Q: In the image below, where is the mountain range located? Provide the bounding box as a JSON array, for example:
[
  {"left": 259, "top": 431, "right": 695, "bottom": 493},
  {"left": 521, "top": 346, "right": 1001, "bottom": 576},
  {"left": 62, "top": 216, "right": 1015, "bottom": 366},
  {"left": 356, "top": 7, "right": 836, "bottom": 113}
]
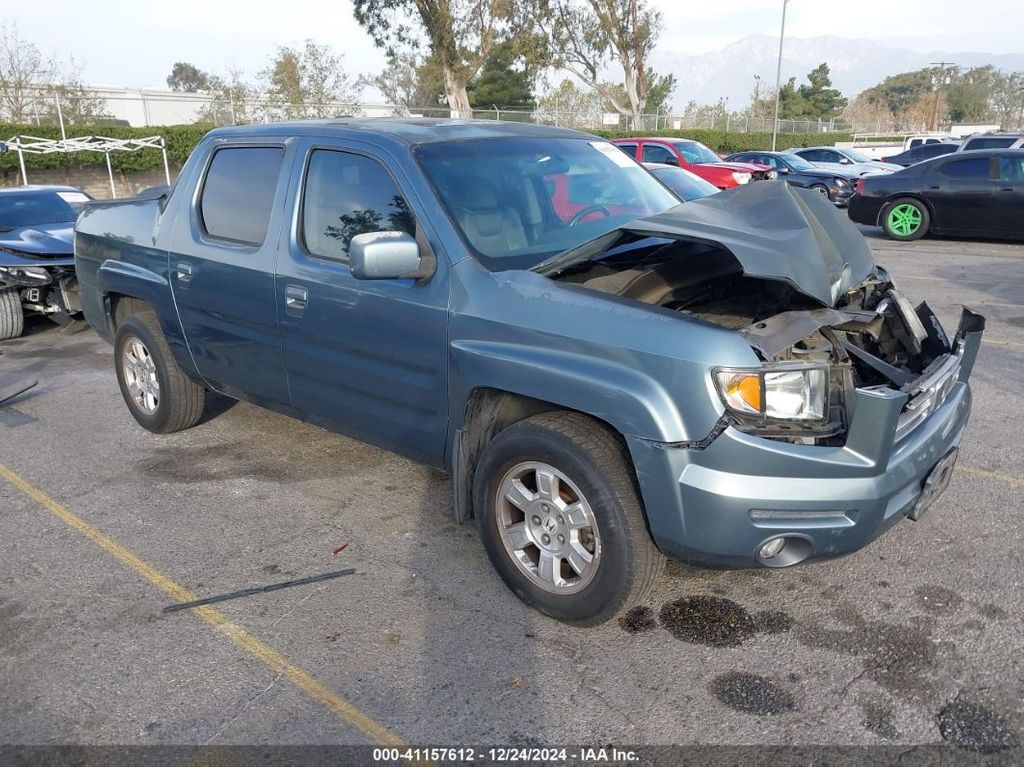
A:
[{"left": 652, "top": 34, "right": 1024, "bottom": 109}]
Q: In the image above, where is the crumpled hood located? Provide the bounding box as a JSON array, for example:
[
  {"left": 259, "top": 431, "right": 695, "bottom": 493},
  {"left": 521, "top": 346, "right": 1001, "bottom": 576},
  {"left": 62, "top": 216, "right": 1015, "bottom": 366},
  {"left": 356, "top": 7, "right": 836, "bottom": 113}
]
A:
[
  {"left": 697, "top": 161, "right": 764, "bottom": 173},
  {"left": 538, "top": 180, "right": 876, "bottom": 307},
  {"left": 0, "top": 222, "right": 75, "bottom": 257}
]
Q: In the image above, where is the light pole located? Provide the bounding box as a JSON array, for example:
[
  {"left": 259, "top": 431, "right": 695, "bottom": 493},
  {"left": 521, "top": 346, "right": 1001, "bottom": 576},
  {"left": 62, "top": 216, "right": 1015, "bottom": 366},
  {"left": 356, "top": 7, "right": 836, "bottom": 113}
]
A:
[
  {"left": 929, "top": 61, "right": 956, "bottom": 131},
  {"left": 771, "top": 0, "right": 791, "bottom": 151}
]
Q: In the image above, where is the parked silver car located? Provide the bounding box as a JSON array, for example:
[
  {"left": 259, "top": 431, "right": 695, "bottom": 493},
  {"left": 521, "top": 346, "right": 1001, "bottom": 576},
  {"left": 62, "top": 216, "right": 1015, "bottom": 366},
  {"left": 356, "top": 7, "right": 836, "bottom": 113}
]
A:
[{"left": 793, "top": 146, "right": 897, "bottom": 175}]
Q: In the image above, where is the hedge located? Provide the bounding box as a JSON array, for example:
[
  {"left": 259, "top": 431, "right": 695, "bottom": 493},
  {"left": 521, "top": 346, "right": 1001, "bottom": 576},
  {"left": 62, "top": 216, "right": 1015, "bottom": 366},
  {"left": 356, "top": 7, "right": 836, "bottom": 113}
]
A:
[
  {"left": 1, "top": 122, "right": 856, "bottom": 173},
  {"left": 0, "top": 123, "right": 211, "bottom": 173}
]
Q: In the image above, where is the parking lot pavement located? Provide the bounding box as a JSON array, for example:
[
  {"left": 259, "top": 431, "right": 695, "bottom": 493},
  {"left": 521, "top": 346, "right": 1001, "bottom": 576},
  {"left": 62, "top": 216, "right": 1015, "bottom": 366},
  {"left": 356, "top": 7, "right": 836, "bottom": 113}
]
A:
[{"left": 1, "top": 231, "right": 1022, "bottom": 752}]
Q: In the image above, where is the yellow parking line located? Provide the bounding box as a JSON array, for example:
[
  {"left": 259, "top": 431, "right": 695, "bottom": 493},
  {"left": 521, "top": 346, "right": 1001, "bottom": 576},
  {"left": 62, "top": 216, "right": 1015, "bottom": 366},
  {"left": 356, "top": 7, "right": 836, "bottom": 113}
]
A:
[
  {"left": 0, "top": 463, "right": 405, "bottom": 748},
  {"left": 959, "top": 464, "right": 1023, "bottom": 489}
]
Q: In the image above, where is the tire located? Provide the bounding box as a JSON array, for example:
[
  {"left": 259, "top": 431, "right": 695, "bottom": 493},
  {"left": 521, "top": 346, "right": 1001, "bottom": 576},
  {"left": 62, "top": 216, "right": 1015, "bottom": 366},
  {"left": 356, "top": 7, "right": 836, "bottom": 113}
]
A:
[
  {"left": 882, "top": 197, "right": 930, "bottom": 241},
  {"left": 473, "top": 412, "right": 665, "bottom": 626},
  {"left": 0, "top": 288, "right": 24, "bottom": 341},
  {"left": 809, "top": 183, "right": 831, "bottom": 200},
  {"left": 114, "top": 311, "right": 205, "bottom": 433}
]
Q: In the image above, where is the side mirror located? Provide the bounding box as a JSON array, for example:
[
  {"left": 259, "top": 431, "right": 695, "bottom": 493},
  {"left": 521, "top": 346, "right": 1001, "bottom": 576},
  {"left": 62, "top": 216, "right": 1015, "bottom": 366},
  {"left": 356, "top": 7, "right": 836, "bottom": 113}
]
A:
[
  {"left": 777, "top": 166, "right": 790, "bottom": 174},
  {"left": 839, "top": 157, "right": 852, "bottom": 164},
  {"left": 350, "top": 231, "right": 434, "bottom": 280}
]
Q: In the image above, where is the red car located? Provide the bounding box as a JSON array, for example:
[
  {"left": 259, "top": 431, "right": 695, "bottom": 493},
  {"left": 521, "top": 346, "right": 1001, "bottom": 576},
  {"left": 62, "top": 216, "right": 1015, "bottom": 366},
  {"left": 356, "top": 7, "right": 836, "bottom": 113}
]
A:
[{"left": 612, "top": 137, "right": 774, "bottom": 189}]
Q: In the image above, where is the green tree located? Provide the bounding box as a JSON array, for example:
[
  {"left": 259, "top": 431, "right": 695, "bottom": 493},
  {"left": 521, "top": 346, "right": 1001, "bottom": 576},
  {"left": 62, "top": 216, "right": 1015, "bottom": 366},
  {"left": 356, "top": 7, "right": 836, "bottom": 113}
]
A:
[
  {"left": 352, "top": 0, "right": 533, "bottom": 119},
  {"left": 468, "top": 44, "right": 534, "bottom": 110},
  {"left": 261, "top": 40, "right": 361, "bottom": 119},
  {"left": 645, "top": 70, "right": 676, "bottom": 115},
  {"left": 166, "top": 62, "right": 211, "bottom": 92},
  {"left": 797, "top": 63, "right": 846, "bottom": 119}
]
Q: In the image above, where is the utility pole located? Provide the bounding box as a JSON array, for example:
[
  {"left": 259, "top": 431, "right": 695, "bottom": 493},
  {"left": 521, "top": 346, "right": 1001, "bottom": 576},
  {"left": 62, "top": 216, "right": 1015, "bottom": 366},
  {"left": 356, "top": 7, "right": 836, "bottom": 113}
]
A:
[
  {"left": 771, "top": 0, "right": 791, "bottom": 151},
  {"left": 929, "top": 61, "right": 956, "bottom": 131}
]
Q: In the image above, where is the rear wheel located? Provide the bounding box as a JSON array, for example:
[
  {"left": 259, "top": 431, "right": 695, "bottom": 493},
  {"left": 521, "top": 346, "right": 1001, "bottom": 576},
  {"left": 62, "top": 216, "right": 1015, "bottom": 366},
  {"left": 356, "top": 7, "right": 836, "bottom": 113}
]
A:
[
  {"left": 114, "top": 311, "right": 205, "bottom": 433},
  {"left": 882, "top": 197, "right": 930, "bottom": 241},
  {"left": 0, "top": 289, "right": 24, "bottom": 341},
  {"left": 474, "top": 412, "right": 665, "bottom": 626}
]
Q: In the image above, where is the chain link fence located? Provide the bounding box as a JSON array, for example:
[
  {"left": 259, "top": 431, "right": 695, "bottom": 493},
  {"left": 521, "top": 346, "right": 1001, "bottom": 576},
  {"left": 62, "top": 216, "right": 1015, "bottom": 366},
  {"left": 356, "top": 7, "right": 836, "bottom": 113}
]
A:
[{"left": 1, "top": 87, "right": 908, "bottom": 136}]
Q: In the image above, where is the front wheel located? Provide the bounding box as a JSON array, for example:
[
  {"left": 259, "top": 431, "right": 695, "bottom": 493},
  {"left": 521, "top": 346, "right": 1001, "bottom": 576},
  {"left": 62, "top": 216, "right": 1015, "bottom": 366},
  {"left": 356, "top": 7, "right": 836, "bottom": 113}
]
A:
[
  {"left": 114, "top": 311, "right": 205, "bottom": 433},
  {"left": 809, "top": 183, "right": 831, "bottom": 200},
  {"left": 473, "top": 412, "right": 665, "bottom": 626},
  {"left": 882, "top": 197, "right": 930, "bottom": 241},
  {"left": 0, "top": 288, "right": 24, "bottom": 340}
]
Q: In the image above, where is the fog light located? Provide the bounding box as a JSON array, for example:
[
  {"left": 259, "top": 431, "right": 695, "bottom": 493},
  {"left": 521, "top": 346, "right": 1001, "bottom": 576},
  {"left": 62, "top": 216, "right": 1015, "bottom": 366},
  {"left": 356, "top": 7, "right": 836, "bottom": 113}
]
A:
[{"left": 759, "top": 537, "right": 786, "bottom": 560}]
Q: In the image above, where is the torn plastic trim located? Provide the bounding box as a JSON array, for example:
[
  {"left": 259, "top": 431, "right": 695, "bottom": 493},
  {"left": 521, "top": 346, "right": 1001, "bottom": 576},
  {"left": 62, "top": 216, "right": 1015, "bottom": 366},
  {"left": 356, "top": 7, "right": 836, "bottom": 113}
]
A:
[{"left": 635, "top": 415, "right": 730, "bottom": 450}]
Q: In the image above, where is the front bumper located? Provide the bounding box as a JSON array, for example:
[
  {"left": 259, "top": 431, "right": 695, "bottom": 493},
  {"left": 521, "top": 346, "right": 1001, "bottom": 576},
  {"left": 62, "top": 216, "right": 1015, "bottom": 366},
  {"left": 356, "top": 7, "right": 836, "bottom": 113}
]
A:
[{"left": 628, "top": 312, "right": 984, "bottom": 568}]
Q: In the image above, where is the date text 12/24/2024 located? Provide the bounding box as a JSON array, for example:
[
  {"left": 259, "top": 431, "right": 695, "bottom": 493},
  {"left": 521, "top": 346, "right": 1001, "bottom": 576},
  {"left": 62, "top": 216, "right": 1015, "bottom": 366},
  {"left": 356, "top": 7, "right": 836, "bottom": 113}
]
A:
[{"left": 373, "top": 747, "right": 640, "bottom": 763}]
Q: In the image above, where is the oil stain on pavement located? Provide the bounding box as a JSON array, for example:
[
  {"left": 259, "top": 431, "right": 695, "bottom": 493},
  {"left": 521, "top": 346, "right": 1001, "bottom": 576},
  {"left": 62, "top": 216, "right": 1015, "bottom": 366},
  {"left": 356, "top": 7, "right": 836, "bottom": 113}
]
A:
[
  {"left": 654, "top": 596, "right": 792, "bottom": 647},
  {"left": 709, "top": 672, "right": 796, "bottom": 715},
  {"left": 937, "top": 696, "right": 1019, "bottom": 753}
]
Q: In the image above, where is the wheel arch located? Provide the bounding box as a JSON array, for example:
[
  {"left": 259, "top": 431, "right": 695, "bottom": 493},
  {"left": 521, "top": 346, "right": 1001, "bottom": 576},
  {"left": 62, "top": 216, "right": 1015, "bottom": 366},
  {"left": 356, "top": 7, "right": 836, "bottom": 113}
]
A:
[{"left": 452, "top": 387, "right": 636, "bottom": 525}]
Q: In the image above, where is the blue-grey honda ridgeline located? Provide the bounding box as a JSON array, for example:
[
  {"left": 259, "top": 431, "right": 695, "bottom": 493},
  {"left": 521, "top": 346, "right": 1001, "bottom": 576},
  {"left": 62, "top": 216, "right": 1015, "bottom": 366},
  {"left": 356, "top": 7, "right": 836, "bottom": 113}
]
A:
[{"left": 74, "top": 120, "right": 985, "bottom": 625}]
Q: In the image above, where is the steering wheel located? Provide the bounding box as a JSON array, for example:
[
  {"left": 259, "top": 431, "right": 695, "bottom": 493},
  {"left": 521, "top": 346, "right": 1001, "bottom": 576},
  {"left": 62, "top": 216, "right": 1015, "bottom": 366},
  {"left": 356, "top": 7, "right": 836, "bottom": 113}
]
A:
[{"left": 568, "top": 204, "right": 612, "bottom": 226}]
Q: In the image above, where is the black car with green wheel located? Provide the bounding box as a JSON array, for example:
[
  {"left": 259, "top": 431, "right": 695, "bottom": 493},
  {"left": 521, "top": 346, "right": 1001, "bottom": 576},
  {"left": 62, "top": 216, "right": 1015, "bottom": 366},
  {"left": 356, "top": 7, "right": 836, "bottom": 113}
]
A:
[{"left": 848, "top": 149, "right": 1024, "bottom": 241}]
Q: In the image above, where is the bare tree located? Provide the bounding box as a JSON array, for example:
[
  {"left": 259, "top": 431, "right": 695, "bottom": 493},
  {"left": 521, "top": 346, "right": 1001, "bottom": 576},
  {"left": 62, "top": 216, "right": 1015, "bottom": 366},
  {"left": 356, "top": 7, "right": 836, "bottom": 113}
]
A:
[
  {"left": 0, "top": 22, "right": 55, "bottom": 123},
  {"left": 352, "top": 0, "right": 525, "bottom": 119},
  {"left": 547, "top": 0, "right": 661, "bottom": 127}
]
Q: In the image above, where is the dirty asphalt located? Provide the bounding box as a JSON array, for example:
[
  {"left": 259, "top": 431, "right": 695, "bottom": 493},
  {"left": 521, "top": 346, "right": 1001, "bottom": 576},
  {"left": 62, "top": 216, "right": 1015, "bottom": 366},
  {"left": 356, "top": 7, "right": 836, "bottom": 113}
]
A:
[{"left": 0, "top": 229, "right": 1021, "bottom": 753}]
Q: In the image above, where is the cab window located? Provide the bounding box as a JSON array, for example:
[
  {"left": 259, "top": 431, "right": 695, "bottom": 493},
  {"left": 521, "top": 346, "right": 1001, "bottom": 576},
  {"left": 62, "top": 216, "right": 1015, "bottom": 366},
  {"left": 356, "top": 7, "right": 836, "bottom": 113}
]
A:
[
  {"left": 301, "top": 150, "right": 415, "bottom": 262},
  {"left": 199, "top": 147, "right": 284, "bottom": 245}
]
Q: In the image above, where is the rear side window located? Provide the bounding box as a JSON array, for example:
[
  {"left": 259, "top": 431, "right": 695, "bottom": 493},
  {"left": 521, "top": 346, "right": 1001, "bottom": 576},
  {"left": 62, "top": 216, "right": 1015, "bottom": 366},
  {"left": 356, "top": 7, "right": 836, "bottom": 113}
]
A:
[
  {"left": 964, "top": 137, "right": 1016, "bottom": 151},
  {"left": 616, "top": 143, "right": 638, "bottom": 158},
  {"left": 200, "top": 147, "right": 284, "bottom": 245},
  {"left": 301, "top": 149, "right": 415, "bottom": 262},
  {"left": 939, "top": 158, "right": 991, "bottom": 179}
]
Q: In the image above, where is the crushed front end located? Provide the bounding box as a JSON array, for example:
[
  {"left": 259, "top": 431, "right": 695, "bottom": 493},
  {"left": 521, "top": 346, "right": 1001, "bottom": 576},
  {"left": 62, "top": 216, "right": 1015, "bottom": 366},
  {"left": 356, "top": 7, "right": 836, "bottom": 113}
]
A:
[{"left": 542, "top": 183, "right": 986, "bottom": 568}]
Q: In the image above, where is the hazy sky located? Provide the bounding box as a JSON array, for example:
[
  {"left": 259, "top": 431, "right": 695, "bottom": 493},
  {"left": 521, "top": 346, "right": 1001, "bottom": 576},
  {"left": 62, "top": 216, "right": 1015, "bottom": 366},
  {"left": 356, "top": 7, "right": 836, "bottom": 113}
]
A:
[{"left": 9, "top": 1, "right": 1021, "bottom": 90}]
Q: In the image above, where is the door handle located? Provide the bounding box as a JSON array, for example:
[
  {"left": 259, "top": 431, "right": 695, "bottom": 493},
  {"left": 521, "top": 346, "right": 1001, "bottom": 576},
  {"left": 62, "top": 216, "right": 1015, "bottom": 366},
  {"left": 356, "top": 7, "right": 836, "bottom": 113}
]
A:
[
  {"left": 927, "top": 185, "right": 940, "bottom": 190},
  {"left": 285, "top": 285, "right": 308, "bottom": 315},
  {"left": 1000, "top": 187, "right": 1015, "bottom": 192},
  {"left": 176, "top": 262, "right": 192, "bottom": 284}
]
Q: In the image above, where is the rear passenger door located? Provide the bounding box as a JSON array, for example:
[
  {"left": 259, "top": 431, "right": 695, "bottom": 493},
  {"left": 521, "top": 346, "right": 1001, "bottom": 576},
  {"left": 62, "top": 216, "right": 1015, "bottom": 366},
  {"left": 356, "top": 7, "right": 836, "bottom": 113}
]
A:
[
  {"left": 168, "top": 141, "right": 292, "bottom": 408},
  {"left": 923, "top": 156, "right": 996, "bottom": 233},
  {"left": 993, "top": 155, "right": 1024, "bottom": 236},
  {"left": 275, "top": 142, "right": 450, "bottom": 467}
]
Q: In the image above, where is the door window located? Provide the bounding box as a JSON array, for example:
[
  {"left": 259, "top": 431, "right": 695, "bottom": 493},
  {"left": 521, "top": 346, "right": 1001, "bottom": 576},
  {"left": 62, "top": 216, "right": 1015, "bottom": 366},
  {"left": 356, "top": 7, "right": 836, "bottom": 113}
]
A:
[
  {"left": 616, "top": 143, "right": 638, "bottom": 158},
  {"left": 641, "top": 144, "right": 677, "bottom": 165},
  {"left": 939, "top": 158, "right": 991, "bottom": 179},
  {"left": 999, "top": 157, "right": 1024, "bottom": 181},
  {"left": 301, "top": 150, "right": 415, "bottom": 262},
  {"left": 199, "top": 147, "right": 284, "bottom": 245},
  {"left": 799, "top": 149, "right": 823, "bottom": 162}
]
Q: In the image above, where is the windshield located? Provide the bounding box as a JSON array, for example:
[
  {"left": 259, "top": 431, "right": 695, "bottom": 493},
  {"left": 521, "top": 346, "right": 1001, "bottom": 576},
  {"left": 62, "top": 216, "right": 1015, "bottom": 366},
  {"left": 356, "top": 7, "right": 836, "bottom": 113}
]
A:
[
  {"left": 673, "top": 141, "right": 721, "bottom": 165},
  {"left": 0, "top": 190, "right": 89, "bottom": 231},
  {"left": 417, "top": 137, "right": 679, "bottom": 271},
  {"left": 780, "top": 153, "right": 815, "bottom": 171},
  {"left": 843, "top": 149, "right": 871, "bottom": 163},
  {"left": 650, "top": 166, "right": 718, "bottom": 201}
]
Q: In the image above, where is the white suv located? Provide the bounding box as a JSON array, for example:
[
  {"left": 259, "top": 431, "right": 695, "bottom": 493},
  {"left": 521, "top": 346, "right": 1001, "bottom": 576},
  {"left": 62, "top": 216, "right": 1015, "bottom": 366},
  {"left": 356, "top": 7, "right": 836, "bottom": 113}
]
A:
[{"left": 957, "top": 133, "right": 1024, "bottom": 151}]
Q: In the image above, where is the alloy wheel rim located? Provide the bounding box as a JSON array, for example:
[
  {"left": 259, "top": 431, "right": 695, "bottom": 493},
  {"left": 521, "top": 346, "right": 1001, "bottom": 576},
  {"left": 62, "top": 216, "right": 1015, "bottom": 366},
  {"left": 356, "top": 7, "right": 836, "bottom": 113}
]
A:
[
  {"left": 888, "top": 203, "right": 922, "bottom": 236},
  {"left": 495, "top": 461, "right": 602, "bottom": 595},
  {"left": 122, "top": 337, "right": 159, "bottom": 415}
]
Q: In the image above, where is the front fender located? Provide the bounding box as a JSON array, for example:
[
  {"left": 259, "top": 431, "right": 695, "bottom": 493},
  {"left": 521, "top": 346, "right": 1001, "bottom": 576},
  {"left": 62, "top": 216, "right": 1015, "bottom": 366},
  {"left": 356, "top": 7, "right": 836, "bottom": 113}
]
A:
[{"left": 450, "top": 339, "right": 693, "bottom": 442}]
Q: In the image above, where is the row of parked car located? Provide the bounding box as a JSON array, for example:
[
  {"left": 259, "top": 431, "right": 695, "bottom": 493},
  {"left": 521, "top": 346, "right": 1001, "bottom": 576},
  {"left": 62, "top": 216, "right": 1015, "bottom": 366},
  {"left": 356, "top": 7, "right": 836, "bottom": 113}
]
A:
[{"left": 613, "top": 132, "right": 1024, "bottom": 241}]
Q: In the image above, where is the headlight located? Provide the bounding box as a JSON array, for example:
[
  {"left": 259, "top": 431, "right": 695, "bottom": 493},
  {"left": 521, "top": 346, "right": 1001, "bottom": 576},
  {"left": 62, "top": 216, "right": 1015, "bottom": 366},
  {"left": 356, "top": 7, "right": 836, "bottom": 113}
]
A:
[
  {"left": 0, "top": 266, "right": 52, "bottom": 286},
  {"left": 833, "top": 177, "right": 851, "bottom": 189},
  {"left": 714, "top": 364, "right": 827, "bottom": 422},
  {"left": 732, "top": 172, "right": 752, "bottom": 185}
]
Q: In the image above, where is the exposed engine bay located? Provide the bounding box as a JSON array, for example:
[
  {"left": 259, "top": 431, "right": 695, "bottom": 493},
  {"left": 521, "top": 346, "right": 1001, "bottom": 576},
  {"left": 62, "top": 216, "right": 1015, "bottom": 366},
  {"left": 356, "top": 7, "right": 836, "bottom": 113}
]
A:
[{"left": 550, "top": 236, "right": 982, "bottom": 445}]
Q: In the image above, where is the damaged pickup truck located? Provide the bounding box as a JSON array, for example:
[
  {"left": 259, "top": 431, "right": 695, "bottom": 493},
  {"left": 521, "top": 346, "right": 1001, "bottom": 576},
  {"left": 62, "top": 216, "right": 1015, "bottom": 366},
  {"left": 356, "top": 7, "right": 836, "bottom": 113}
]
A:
[{"left": 74, "top": 120, "right": 984, "bottom": 625}]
